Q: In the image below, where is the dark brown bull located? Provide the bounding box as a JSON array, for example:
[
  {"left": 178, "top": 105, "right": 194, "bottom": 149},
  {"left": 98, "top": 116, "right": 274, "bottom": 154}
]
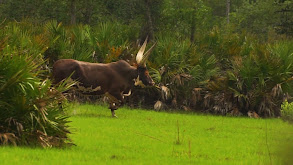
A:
[{"left": 52, "top": 39, "right": 155, "bottom": 117}]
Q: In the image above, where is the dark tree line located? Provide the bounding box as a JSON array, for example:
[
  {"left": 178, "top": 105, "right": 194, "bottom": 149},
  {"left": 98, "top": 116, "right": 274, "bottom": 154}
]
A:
[{"left": 0, "top": 0, "right": 292, "bottom": 40}]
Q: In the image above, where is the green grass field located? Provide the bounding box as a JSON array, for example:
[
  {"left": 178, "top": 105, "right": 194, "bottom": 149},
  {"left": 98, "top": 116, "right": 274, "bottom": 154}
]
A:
[{"left": 1, "top": 103, "right": 292, "bottom": 164}]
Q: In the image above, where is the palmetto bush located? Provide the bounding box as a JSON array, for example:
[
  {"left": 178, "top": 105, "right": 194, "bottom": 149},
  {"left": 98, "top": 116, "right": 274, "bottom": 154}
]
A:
[
  {"left": 225, "top": 41, "right": 293, "bottom": 117},
  {"left": 191, "top": 30, "right": 293, "bottom": 117},
  {"left": 2, "top": 20, "right": 291, "bottom": 118},
  {"left": 43, "top": 20, "right": 70, "bottom": 66},
  {"left": 0, "top": 53, "right": 72, "bottom": 147},
  {"left": 147, "top": 34, "right": 192, "bottom": 107},
  {"left": 43, "top": 21, "right": 137, "bottom": 64},
  {"left": 93, "top": 21, "right": 139, "bottom": 63},
  {"left": 0, "top": 21, "right": 73, "bottom": 147},
  {"left": 147, "top": 28, "right": 293, "bottom": 117}
]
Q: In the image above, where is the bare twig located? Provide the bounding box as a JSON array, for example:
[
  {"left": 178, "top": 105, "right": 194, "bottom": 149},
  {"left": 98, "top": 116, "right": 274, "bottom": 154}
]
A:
[
  {"left": 131, "top": 131, "right": 165, "bottom": 143},
  {"left": 188, "top": 140, "right": 191, "bottom": 158},
  {"left": 176, "top": 120, "right": 181, "bottom": 144}
]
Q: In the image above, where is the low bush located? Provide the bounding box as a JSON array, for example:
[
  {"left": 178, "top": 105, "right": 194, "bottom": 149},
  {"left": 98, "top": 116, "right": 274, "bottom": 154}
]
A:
[
  {"left": 0, "top": 21, "right": 73, "bottom": 147},
  {"left": 281, "top": 101, "right": 293, "bottom": 123}
]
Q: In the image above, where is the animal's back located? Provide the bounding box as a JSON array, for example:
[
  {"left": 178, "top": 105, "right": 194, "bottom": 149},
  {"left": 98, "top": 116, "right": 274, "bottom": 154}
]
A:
[
  {"left": 52, "top": 59, "right": 131, "bottom": 86},
  {"left": 52, "top": 59, "right": 80, "bottom": 83}
]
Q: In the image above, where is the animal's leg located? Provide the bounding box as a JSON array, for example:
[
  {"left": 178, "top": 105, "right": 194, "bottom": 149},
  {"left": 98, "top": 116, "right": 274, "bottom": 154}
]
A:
[
  {"left": 109, "top": 101, "right": 119, "bottom": 118},
  {"left": 111, "top": 109, "right": 117, "bottom": 118},
  {"left": 105, "top": 92, "right": 123, "bottom": 118}
]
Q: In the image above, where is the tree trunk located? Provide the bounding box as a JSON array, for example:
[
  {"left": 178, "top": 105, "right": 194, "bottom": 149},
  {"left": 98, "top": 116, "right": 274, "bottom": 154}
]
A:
[
  {"left": 249, "top": 0, "right": 256, "bottom": 4},
  {"left": 145, "top": 0, "right": 154, "bottom": 39},
  {"left": 226, "top": 0, "right": 230, "bottom": 24},
  {"left": 190, "top": 8, "right": 196, "bottom": 43},
  {"left": 84, "top": 0, "right": 93, "bottom": 24},
  {"left": 70, "top": 0, "right": 77, "bottom": 25}
]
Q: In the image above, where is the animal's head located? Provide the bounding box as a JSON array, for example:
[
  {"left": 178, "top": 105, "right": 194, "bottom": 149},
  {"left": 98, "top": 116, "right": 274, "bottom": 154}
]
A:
[{"left": 134, "top": 37, "right": 156, "bottom": 87}]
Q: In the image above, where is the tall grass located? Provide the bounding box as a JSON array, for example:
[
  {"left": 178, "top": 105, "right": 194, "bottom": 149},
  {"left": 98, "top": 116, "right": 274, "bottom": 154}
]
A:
[{"left": 1, "top": 104, "right": 292, "bottom": 164}]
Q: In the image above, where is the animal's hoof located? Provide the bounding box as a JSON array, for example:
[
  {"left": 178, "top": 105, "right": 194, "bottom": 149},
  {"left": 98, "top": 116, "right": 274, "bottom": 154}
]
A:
[{"left": 111, "top": 110, "right": 118, "bottom": 118}]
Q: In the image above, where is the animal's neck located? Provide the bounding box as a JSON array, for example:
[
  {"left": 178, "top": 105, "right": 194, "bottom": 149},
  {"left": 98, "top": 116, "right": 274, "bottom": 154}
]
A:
[{"left": 130, "top": 66, "right": 139, "bottom": 80}]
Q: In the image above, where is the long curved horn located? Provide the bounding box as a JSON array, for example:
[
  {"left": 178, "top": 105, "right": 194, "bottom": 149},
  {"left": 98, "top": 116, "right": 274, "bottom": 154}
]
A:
[
  {"left": 140, "top": 42, "right": 156, "bottom": 66},
  {"left": 136, "top": 37, "right": 148, "bottom": 66},
  {"left": 136, "top": 37, "right": 156, "bottom": 67}
]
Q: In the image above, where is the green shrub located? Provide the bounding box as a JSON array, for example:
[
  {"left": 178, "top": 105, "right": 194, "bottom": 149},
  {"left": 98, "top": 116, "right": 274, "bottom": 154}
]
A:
[
  {"left": 281, "top": 101, "right": 293, "bottom": 123},
  {"left": 0, "top": 21, "right": 73, "bottom": 147},
  {"left": 2, "top": 20, "right": 292, "bottom": 118},
  {"left": 0, "top": 52, "right": 73, "bottom": 147}
]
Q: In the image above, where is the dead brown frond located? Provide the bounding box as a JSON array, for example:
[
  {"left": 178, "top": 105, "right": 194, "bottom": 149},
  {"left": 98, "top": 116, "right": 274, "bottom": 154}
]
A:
[
  {"left": 180, "top": 73, "right": 192, "bottom": 80},
  {"left": 231, "top": 56, "right": 243, "bottom": 67},
  {"left": 172, "top": 74, "right": 182, "bottom": 85},
  {"left": 36, "top": 130, "right": 52, "bottom": 148},
  {"left": 192, "top": 88, "right": 202, "bottom": 103},
  {"left": 230, "top": 107, "right": 242, "bottom": 116},
  {"left": 207, "top": 76, "right": 228, "bottom": 91},
  {"left": 35, "top": 130, "right": 68, "bottom": 148},
  {"left": 0, "top": 133, "right": 17, "bottom": 146},
  {"left": 213, "top": 93, "right": 232, "bottom": 114},
  {"left": 161, "top": 85, "right": 171, "bottom": 101},
  {"left": 154, "top": 100, "right": 165, "bottom": 111},
  {"left": 5, "top": 118, "right": 24, "bottom": 136},
  {"left": 171, "top": 97, "right": 178, "bottom": 108},
  {"left": 259, "top": 95, "right": 276, "bottom": 117},
  {"left": 271, "top": 84, "right": 283, "bottom": 98},
  {"left": 203, "top": 93, "right": 213, "bottom": 108},
  {"left": 182, "top": 105, "right": 191, "bottom": 111},
  {"left": 172, "top": 73, "right": 192, "bottom": 86},
  {"left": 0, "top": 36, "right": 8, "bottom": 52},
  {"left": 247, "top": 111, "right": 260, "bottom": 118}
]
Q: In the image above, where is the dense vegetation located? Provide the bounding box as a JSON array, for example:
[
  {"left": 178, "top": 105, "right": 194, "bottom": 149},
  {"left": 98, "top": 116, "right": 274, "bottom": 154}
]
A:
[
  {"left": 0, "top": 23, "right": 74, "bottom": 147},
  {"left": 0, "top": 0, "right": 292, "bottom": 38},
  {"left": 0, "top": 0, "right": 293, "bottom": 147}
]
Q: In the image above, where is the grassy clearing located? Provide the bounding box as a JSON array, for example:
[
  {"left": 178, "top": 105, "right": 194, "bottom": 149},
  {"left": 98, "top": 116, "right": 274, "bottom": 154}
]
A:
[{"left": 1, "top": 103, "right": 292, "bottom": 164}]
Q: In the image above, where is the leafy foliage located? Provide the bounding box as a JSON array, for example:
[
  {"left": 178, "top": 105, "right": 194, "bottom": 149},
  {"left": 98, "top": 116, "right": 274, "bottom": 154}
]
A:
[
  {"left": 0, "top": 21, "right": 73, "bottom": 147},
  {"left": 0, "top": 14, "right": 292, "bottom": 127},
  {"left": 1, "top": 0, "right": 292, "bottom": 38},
  {"left": 147, "top": 27, "right": 293, "bottom": 117},
  {"left": 281, "top": 101, "right": 293, "bottom": 123}
]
